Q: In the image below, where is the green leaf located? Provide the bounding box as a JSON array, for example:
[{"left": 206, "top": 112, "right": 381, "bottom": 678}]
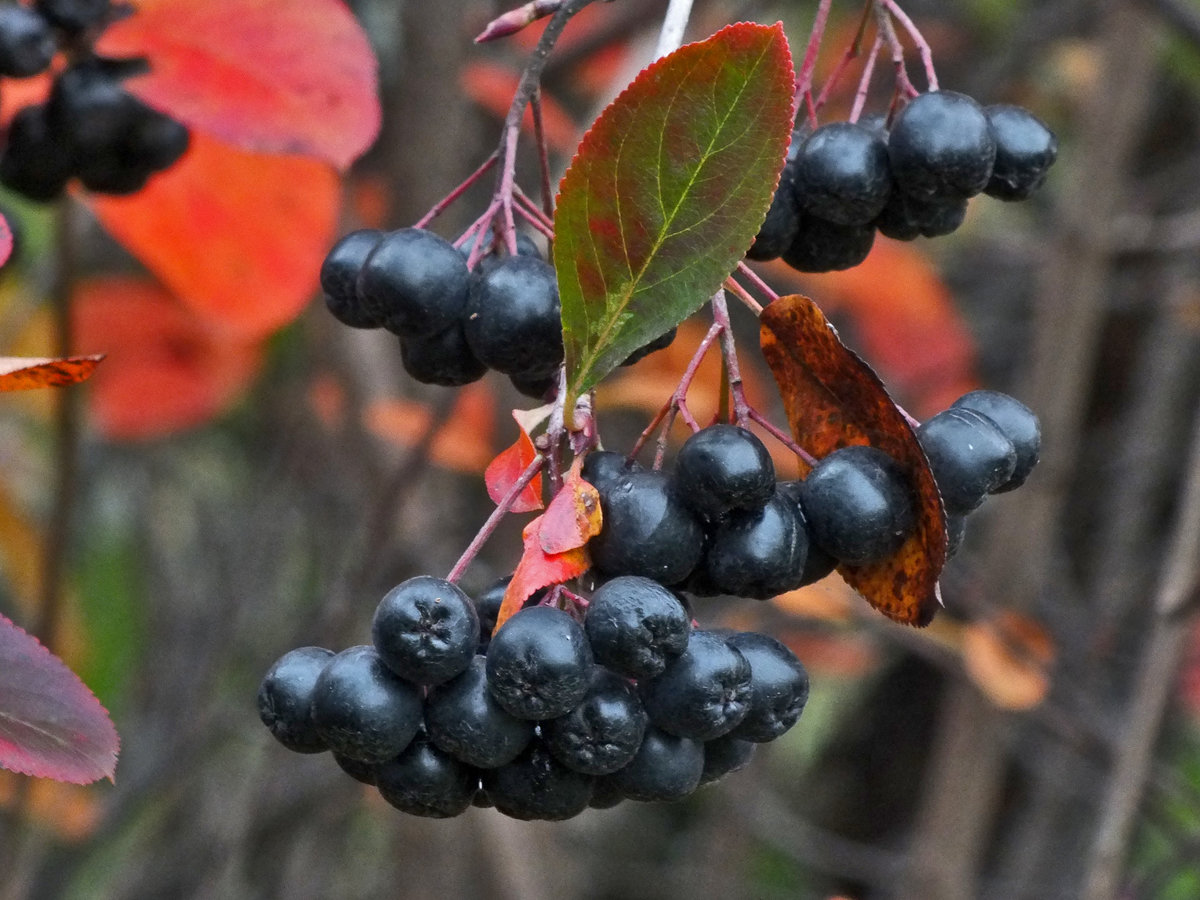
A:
[{"left": 554, "top": 21, "right": 795, "bottom": 414}]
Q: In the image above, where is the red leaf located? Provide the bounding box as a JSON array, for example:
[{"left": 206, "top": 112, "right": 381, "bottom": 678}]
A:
[
  {"left": 86, "top": 132, "right": 340, "bottom": 339},
  {"left": 0, "top": 355, "right": 103, "bottom": 391},
  {"left": 760, "top": 294, "right": 946, "bottom": 627},
  {"left": 459, "top": 62, "right": 578, "bottom": 155},
  {"left": 96, "top": 0, "right": 380, "bottom": 169},
  {"left": 0, "top": 213, "right": 11, "bottom": 268},
  {"left": 484, "top": 414, "right": 543, "bottom": 513},
  {"left": 494, "top": 515, "right": 590, "bottom": 632},
  {"left": 73, "top": 276, "right": 263, "bottom": 439},
  {"left": 0, "top": 614, "right": 119, "bottom": 784},
  {"left": 538, "top": 458, "right": 602, "bottom": 555}
]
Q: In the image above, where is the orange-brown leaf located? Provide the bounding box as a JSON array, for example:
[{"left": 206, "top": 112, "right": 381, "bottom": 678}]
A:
[
  {"left": 760, "top": 294, "right": 946, "bottom": 627},
  {"left": 961, "top": 612, "right": 1054, "bottom": 710},
  {"left": 360, "top": 382, "right": 497, "bottom": 474},
  {"left": 459, "top": 62, "right": 578, "bottom": 155},
  {"left": 494, "top": 515, "right": 590, "bottom": 632},
  {"left": 539, "top": 458, "right": 602, "bottom": 555},
  {"left": 86, "top": 131, "right": 339, "bottom": 339},
  {"left": 0, "top": 355, "right": 103, "bottom": 392}
]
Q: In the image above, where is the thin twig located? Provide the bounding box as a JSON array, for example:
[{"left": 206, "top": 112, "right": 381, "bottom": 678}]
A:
[{"left": 446, "top": 453, "right": 546, "bottom": 584}]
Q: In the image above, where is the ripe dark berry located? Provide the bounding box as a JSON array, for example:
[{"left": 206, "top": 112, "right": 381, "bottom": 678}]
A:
[
  {"left": 983, "top": 105, "right": 1058, "bottom": 201},
  {"left": 398, "top": 324, "right": 488, "bottom": 387},
  {"left": 309, "top": 645, "right": 423, "bottom": 763},
  {"left": 746, "top": 162, "right": 800, "bottom": 261},
  {"left": 951, "top": 390, "right": 1041, "bottom": 491},
  {"left": 544, "top": 667, "right": 647, "bottom": 775},
  {"left": 590, "top": 471, "right": 704, "bottom": 585},
  {"left": 699, "top": 734, "right": 756, "bottom": 786},
  {"left": 321, "top": 229, "right": 385, "bottom": 329},
  {"left": 873, "top": 190, "right": 967, "bottom": 241},
  {"left": 793, "top": 122, "right": 892, "bottom": 226},
  {"left": 376, "top": 733, "right": 479, "bottom": 818},
  {"left": 588, "top": 776, "right": 627, "bottom": 809},
  {"left": 335, "top": 752, "right": 378, "bottom": 786},
  {"left": 638, "top": 630, "right": 752, "bottom": 741},
  {"left": 701, "top": 492, "right": 810, "bottom": 599},
  {"left": 0, "top": 104, "right": 73, "bottom": 202},
  {"left": 607, "top": 725, "right": 703, "bottom": 802},
  {"left": 50, "top": 61, "right": 137, "bottom": 160},
  {"left": 35, "top": 0, "right": 110, "bottom": 32},
  {"left": 725, "top": 632, "right": 809, "bottom": 742},
  {"left": 947, "top": 513, "right": 967, "bottom": 558},
  {"left": 481, "top": 740, "right": 594, "bottom": 820},
  {"left": 372, "top": 576, "right": 479, "bottom": 686},
  {"left": 257, "top": 646, "right": 334, "bottom": 753},
  {"left": 673, "top": 424, "right": 775, "bottom": 522},
  {"left": 123, "top": 106, "right": 190, "bottom": 172},
  {"left": 580, "top": 450, "right": 642, "bottom": 494},
  {"left": 917, "top": 408, "right": 1017, "bottom": 515},
  {"left": 888, "top": 90, "right": 997, "bottom": 201},
  {"left": 798, "top": 445, "right": 916, "bottom": 565},
  {"left": 584, "top": 575, "right": 691, "bottom": 679},
  {"left": 782, "top": 212, "right": 875, "bottom": 273},
  {"left": 775, "top": 481, "right": 839, "bottom": 585},
  {"left": 485, "top": 605, "right": 593, "bottom": 720},
  {"left": 358, "top": 228, "right": 471, "bottom": 338},
  {"left": 425, "top": 656, "right": 534, "bottom": 768},
  {"left": 509, "top": 370, "right": 558, "bottom": 400},
  {"left": 473, "top": 576, "right": 509, "bottom": 652},
  {"left": 463, "top": 255, "right": 563, "bottom": 377},
  {"left": 0, "top": 6, "right": 56, "bottom": 78}
]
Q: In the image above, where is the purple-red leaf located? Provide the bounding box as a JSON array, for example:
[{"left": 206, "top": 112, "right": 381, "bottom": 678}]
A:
[
  {"left": 0, "top": 615, "right": 119, "bottom": 784},
  {"left": 0, "top": 213, "right": 11, "bottom": 268},
  {"left": 555, "top": 22, "right": 795, "bottom": 414}
]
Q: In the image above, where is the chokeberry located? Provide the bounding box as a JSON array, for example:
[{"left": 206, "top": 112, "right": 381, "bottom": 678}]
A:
[
  {"left": 358, "top": 228, "right": 471, "bottom": 338},
  {"left": 425, "top": 656, "right": 534, "bottom": 769},
  {"left": 888, "top": 90, "right": 997, "bottom": 201},
  {"left": 0, "top": 104, "right": 73, "bottom": 202},
  {"left": 793, "top": 122, "right": 892, "bottom": 226},
  {"left": 482, "top": 740, "right": 594, "bottom": 820},
  {"left": 873, "top": 190, "right": 967, "bottom": 241},
  {"left": 699, "top": 734, "right": 757, "bottom": 786},
  {"left": 372, "top": 575, "right": 479, "bottom": 686},
  {"left": 746, "top": 162, "right": 800, "bottom": 261},
  {"left": 584, "top": 575, "right": 691, "bottom": 679},
  {"left": 257, "top": 646, "right": 334, "bottom": 753},
  {"left": 590, "top": 471, "right": 704, "bottom": 586},
  {"left": 0, "top": 6, "right": 56, "bottom": 78},
  {"left": 638, "top": 630, "right": 752, "bottom": 741},
  {"left": 983, "top": 104, "right": 1058, "bottom": 201},
  {"left": 725, "top": 632, "right": 809, "bottom": 742},
  {"left": 672, "top": 424, "right": 775, "bottom": 522},
  {"left": 580, "top": 450, "right": 643, "bottom": 494},
  {"left": 376, "top": 733, "right": 479, "bottom": 818},
  {"left": 399, "top": 324, "right": 488, "bottom": 387},
  {"left": 951, "top": 390, "right": 1040, "bottom": 491},
  {"left": 917, "top": 407, "right": 1017, "bottom": 515},
  {"left": 701, "top": 492, "right": 810, "bottom": 599},
  {"left": 463, "top": 255, "right": 563, "bottom": 377},
  {"left": 782, "top": 212, "right": 875, "bottom": 273},
  {"left": 485, "top": 605, "right": 593, "bottom": 720},
  {"left": 509, "top": 370, "right": 558, "bottom": 400},
  {"left": 607, "top": 725, "right": 703, "bottom": 802},
  {"left": 775, "top": 481, "right": 839, "bottom": 585},
  {"left": 544, "top": 667, "right": 647, "bottom": 776},
  {"left": 335, "top": 752, "right": 378, "bottom": 786},
  {"left": 321, "top": 229, "right": 385, "bottom": 329},
  {"left": 35, "top": 0, "right": 110, "bottom": 32}
]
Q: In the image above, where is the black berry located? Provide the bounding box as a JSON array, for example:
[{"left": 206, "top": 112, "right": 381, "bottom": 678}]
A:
[
  {"left": 590, "top": 470, "right": 704, "bottom": 585},
  {"left": 482, "top": 740, "right": 594, "bottom": 820},
  {"left": 746, "top": 162, "right": 800, "bottom": 261},
  {"left": 607, "top": 726, "right": 703, "bottom": 802},
  {"left": 638, "top": 630, "right": 752, "bottom": 741},
  {"left": 782, "top": 212, "right": 875, "bottom": 273},
  {"left": 463, "top": 255, "right": 563, "bottom": 377},
  {"left": 0, "top": 104, "right": 73, "bottom": 202},
  {"left": 398, "top": 324, "right": 488, "bottom": 387},
  {"left": 952, "top": 390, "right": 1040, "bottom": 491},
  {"left": 672, "top": 424, "right": 775, "bottom": 522},
  {"left": 35, "top": 0, "right": 110, "bottom": 32},
  {"left": 0, "top": 6, "right": 56, "bottom": 78},
  {"left": 257, "top": 646, "right": 334, "bottom": 754},
  {"left": 485, "top": 605, "right": 593, "bottom": 720},
  {"left": 321, "top": 229, "right": 385, "bottom": 329},
  {"left": 917, "top": 407, "right": 1017, "bottom": 515},
  {"left": 585, "top": 575, "right": 691, "bottom": 679},
  {"left": 375, "top": 732, "right": 479, "bottom": 818},
  {"left": 544, "top": 667, "right": 647, "bottom": 775},
  {"left": 372, "top": 575, "right": 479, "bottom": 686},
  {"left": 874, "top": 190, "right": 967, "bottom": 241},
  {"left": 358, "top": 228, "right": 471, "bottom": 338},
  {"left": 425, "top": 655, "right": 534, "bottom": 769},
  {"left": 580, "top": 450, "right": 643, "bottom": 494},
  {"left": 888, "top": 90, "right": 997, "bottom": 201},
  {"left": 699, "top": 734, "right": 757, "bottom": 786},
  {"left": 793, "top": 122, "right": 892, "bottom": 226},
  {"left": 983, "top": 104, "right": 1058, "bottom": 201},
  {"left": 725, "top": 632, "right": 809, "bottom": 742},
  {"left": 701, "top": 492, "right": 810, "bottom": 599}
]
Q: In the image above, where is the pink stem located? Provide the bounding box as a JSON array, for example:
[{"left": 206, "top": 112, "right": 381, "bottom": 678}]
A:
[
  {"left": 748, "top": 408, "right": 819, "bottom": 468},
  {"left": 874, "top": 2, "right": 920, "bottom": 100},
  {"left": 530, "top": 89, "right": 556, "bottom": 223},
  {"left": 475, "top": 0, "right": 565, "bottom": 44},
  {"left": 710, "top": 292, "right": 752, "bottom": 427},
  {"left": 877, "top": 0, "right": 938, "bottom": 91},
  {"left": 794, "top": 0, "right": 833, "bottom": 124},
  {"left": 446, "top": 453, "right": 546, "bottom": 584},
  {"left": 849, "top": 34, "right": 883, "bottom": 122},
  {"left": 414, "top": 154, "right": 499, "bottom": 230},
  {"left": 725, "top": 273, "right": 766, "bottom": 316}
]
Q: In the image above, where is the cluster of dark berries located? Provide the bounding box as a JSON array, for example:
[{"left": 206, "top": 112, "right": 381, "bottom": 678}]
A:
[
  {"left": 0, "top": 3, "right": 191, "bottom": 201},
  {"left": 747, "top": 90, "right": 1058, "bottom": 271},
  {"left": 320, "top": 226, "right": 677, "bottom": 399},
  {"left": 258, "top": 573, "right": 809, "bottom": 819}
]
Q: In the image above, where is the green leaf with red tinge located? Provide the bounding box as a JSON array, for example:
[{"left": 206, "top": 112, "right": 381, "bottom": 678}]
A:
[
  {"left": 484, "top": 414, "right": 544, "bottom": 513},
  {"left": 0, "top": 614, "right": 119, "bottom": 784},
  {"left": 760, "top": 294, "right": 946, "bottom": 627},
  {"left": 96, "top": 0, "right": 380, "bottom": 169},
  {"left": 554, "top": 22, "right": 795, "bottom": 414},
  {"left": 494, "top": 515, "right": 591, "bottom": 633}
]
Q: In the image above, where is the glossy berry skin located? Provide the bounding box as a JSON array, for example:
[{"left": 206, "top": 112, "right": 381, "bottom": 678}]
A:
[
  {"left": 798, "top": 445, "right": 916, "bottom": 565},
  {"left": 309, "top": 645, "right": 423, "bottom": 763},
  {"left": 585, "top": 575, "right": 691, "bottom": 679},
  {"left": 544, "top": 667, "right": 647, "bottom": 776},
  {"left": 334, "top": 752, "right": 378, "bottom": 786},
  {"left": 702, "top": 492, "right": 810, "bottom": 600},
  {"left": 873, "top": 190, "right": 967, "bottom": 241},
  {"left": 793, "top": 122, "right": 892, "bottom": 226},
  {"left": 639, "top": 630, "right": 752, "bottom": 741},
  {"left": 608, "top": 726, "right": 703, "bottom": 802},
  {"left": 0, "top": 104, "right": 73, "bottom": 202},
  {"left": 49, "top": 61, "right": 137, "bottom": 159},
  {"left": 775, "top": 481, "right": 839, "bottom": 585},
  {"left": 485, "top": 605, "right": 593, "bottom": 720},
  {"left": 725, "top": 632, "right": 809, "bottom": 742},
  {"left": 35, "top": 0, "right": 110, "bottom": 32},
  {"left": 952, "top": 390, "right": 1041, "bottom": 491},
  {"left": 746, "top": 162, "right": 800, "bottom": 261},
  {"left": 398, "top": 324, "right": 488, "bottom": 387},
  {"left": 580, "top": 450, "right": 643, "bottom": 494},
  {"left": 257, "top": 646, "right": 334, "bottom": 754},
  {"left": 918, "top": 408, "right": 1017, "bottom": 515},
  {"left": 372, "top": 576, "right": 479, "bottom": 686},
  {"left": 946, "top": 513, "right": 967, "bottom": 559},
  {"left": 463, "top": 256, "right": 563, "bottom": 377},
  {"left": 376, "top": 733, "right": 479, "bottom": 818},
  {"left": 425, "top": 656, "right": 533, "bottom": 769},
  {"left": 673, "top": 424, "right": 775, "bottom": 522},
  {"left": 590, "top": 471, "right": 704, "bottom": 586},
  {"left": 888, "top": 91, "right": 997, "bottom": 201},
  {"left": 0, "top": 6, "right": 56, "bottom": 78},
  {"left": 984, "top": 105, "right": 1058, "bottom": 201},
  {"left": 699, "top": 734, "right": 756, "bottom": 786},
  {"left": 472, "top": 577, "right": 509, "bottom": 652},
  {"left": 482, "top": 740, "right": 594, "bottom": 821},
  {"left": 358, "top": 228, "right": 471, "bottom": 338},
  {"left": 320, "top": 229, "right": 385, "bottom": 328},
  {"left": 782, "top": 212, "right": 875, "bottom": 273}
]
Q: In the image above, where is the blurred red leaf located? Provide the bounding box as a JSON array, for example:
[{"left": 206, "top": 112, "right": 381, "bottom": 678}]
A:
[
  {"left": 362, "top": 382, "right": 497, "bottom": 474},
  {"left": 494, "top": 514, "right": 590, "bottom": 632},
  {"left": 0, "top": 355, "right": 103, "bottom": 392},
  {"left": 485, "top": 413, "right": 544, "bottom": 513},
  {"left": 73, "top": 276, "right": 263, "bottom": 440},
  {"left": 96, "top": 0, "right": 380, "bottom": 169},
  {"left": 0, "top": 614, "right": 118, "bottom": 784},
  {"left": 539, "top": 459, "right": 602, "bottom": 555},
  {"left": 760, "top": 294, "right": 946, "bottom": 627},
  {"left": 459, "top": 62, "right": 578, "bottom": 155},
  {"left": 0, "top": 213, "right": 11, "bottom": 267},
  {"left": 86, "top": 132, "right": 340, "bottom": 339}
]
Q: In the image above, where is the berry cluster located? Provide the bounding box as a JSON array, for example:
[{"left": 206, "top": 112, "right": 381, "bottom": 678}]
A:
[
  {"left": 258, "top": 573, "right": 809, "bottom": 819},
  {"left": 747, "top": 90, "right": 1058, "bottom": 271},
  {"left": 0, "top": 2, "right": 190, "bottom": 201},
  {"left": 320, "top": 226, "right": 676, "bottom": 399}
]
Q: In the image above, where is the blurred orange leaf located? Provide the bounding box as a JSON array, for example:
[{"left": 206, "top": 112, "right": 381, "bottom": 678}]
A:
[
  {"left": 495, "top": 515, "right": 590, "bottom": 633},
  {"left": 86, "top": 132, "right": 339, "bottom": 339},
  {"left": 0, "top": 355, "right": 103, "bottom": 392},
  {"left": 0, "top": 772, "right": 102, "bottom": 842},
  {"left": 97, "top": 0, "right": 380, "bottom": 169},
  {"left": 539, "top": 458, "right": 602, "bottom": 554},
  {"left": 364, "top": 381, "right": 497, "bottom": 475},
  {"left": 485, "top": 413, "right": 544, "bottom": 513},
  {"left": 72, "top": 276, "right": 262, "bottom": 440},
  {"left": 760, "top": 294, "right": 946, "bottom": 627},
  {"left": 962, "top": 612, "right": 1054, "bottom": 710},
  {"left": 459, "top": 62, "right": 578, "bottom": 155}
]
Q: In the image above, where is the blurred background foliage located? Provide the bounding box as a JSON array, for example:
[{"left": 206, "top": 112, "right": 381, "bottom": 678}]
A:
[{"left": 3, "top": 1, "right": 1200, "bottom": 898}]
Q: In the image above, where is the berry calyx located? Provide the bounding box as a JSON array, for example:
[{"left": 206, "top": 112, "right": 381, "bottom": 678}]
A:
[
  {"left": 584, "top": 575, "right": 691, "bottom": 680},
  {"left": 638, "top": 630, "right": 752, "bottom": 741},
  {"left": 485, "top": 605, "right": 593, "bottom": 720},
  {"left": 371, "top": 576, "right": 480, "bottom": 686}
]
